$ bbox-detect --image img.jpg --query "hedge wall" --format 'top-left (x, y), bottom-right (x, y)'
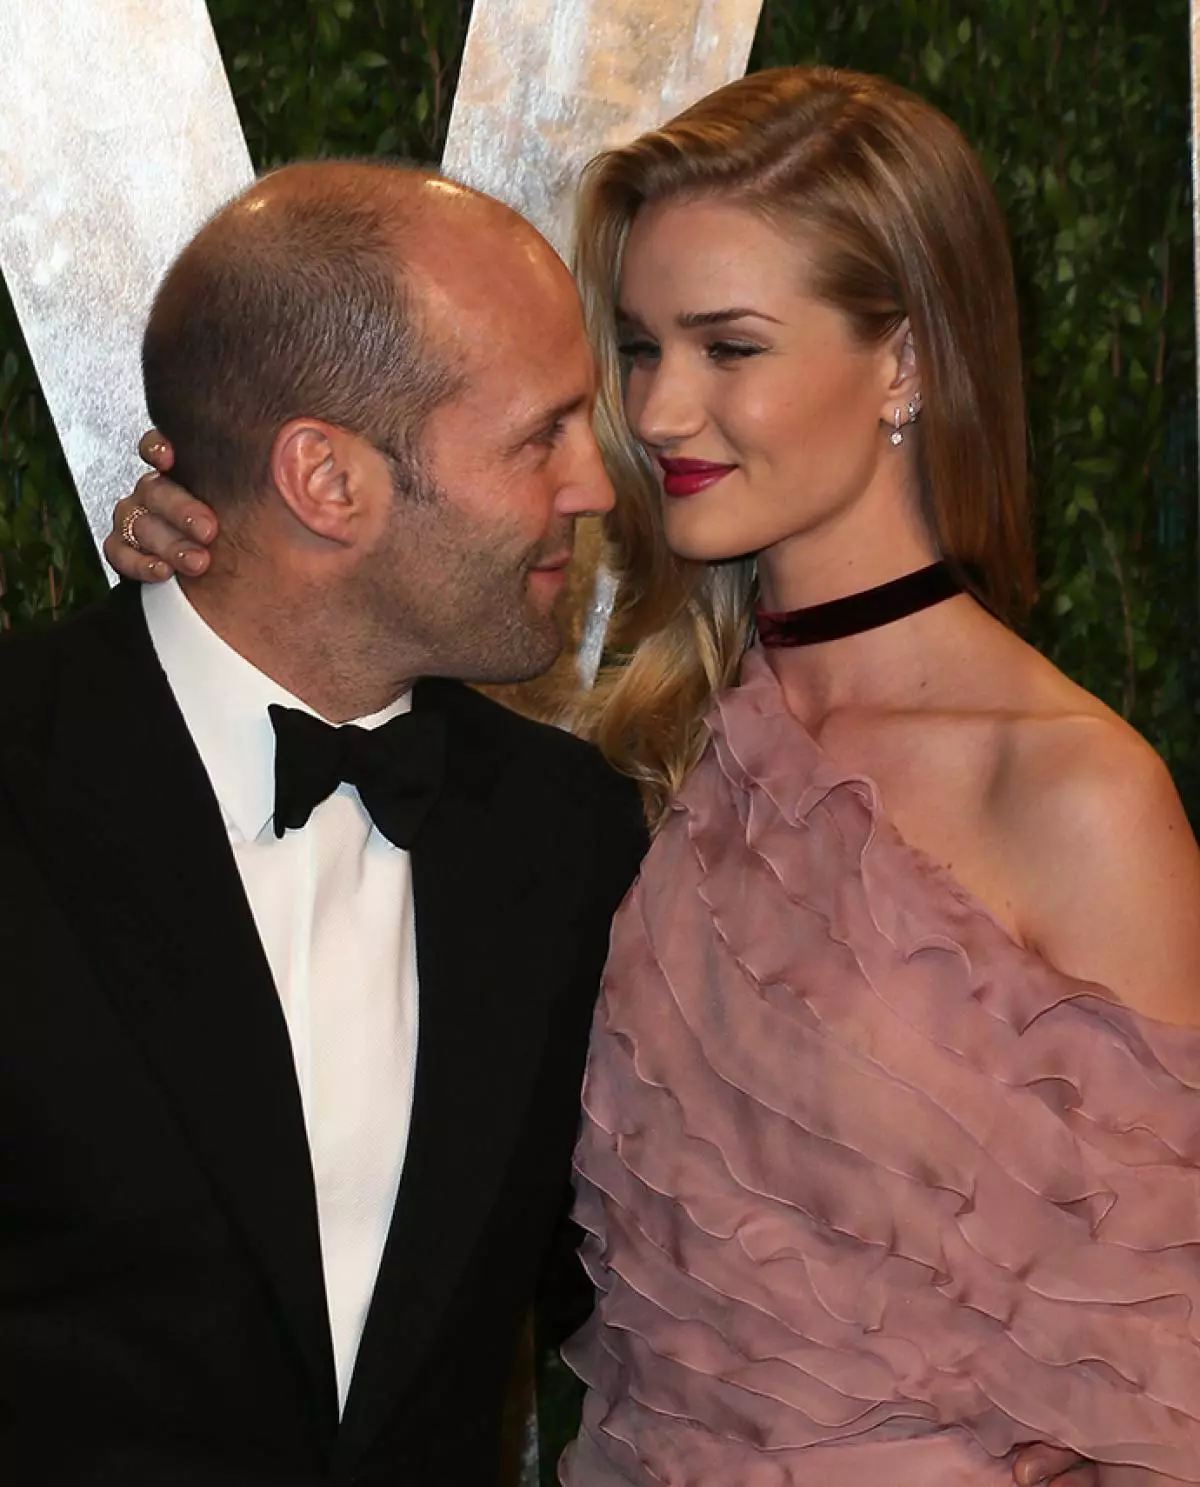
top-left (0, 0), bottom-right (1194, 1470)
top-left (760, 0), bottom-right (1200, 812)
top-left (2, 1), bottom-right (1193, 806)
top-left (3, 2), bottom-right (1193, 812)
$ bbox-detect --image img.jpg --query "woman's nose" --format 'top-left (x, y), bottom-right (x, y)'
top-left (625, 358), bottom-right (704, 449)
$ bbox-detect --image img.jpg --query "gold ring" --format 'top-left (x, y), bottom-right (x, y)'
top-left (120, 503), bottom-right (151, 553)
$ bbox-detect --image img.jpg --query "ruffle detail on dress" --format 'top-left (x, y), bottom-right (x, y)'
top-left (561, 649), bottom-right (1200, 1485)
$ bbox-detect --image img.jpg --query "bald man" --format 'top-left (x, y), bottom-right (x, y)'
top-left (0, 162), bottom-right (645, 1486)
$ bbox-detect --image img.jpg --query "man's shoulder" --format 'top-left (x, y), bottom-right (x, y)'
top-left (418, 677), bottom-right (649, 859)
top-left (419, 677), bottom-right (628, 790)
top-left (0, 584), bottom-right (140, 725)
top-left (0, 583), bottom-right (136, 665)
top-left (0, 603), bottom-right (72, 680)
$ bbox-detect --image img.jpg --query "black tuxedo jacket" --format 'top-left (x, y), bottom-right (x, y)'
top-left (0, 582), bottom-right (647, 1486)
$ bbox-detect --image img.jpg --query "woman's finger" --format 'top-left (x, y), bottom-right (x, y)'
top-left (137, 472), bottom-right (218, 544)
top-left (137, 427), bottom-right (175, 471)
top-left (101, 529), bottom-right (171, 582)
top-left (116, 504), bottom-right (211, 573)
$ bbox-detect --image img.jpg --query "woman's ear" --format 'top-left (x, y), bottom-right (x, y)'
top-left (895, 323), bottom-right (919, 390)
top-left (878, 320), bottom-right (922, 432)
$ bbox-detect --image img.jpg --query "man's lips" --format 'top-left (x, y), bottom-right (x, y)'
top-left (527, 552), bottom-right (573, 590)
top-left (657, 458), bottom-right (736, 498)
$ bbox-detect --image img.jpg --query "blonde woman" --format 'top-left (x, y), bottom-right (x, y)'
top-left (110, 68), bottom-right (1200, 1484)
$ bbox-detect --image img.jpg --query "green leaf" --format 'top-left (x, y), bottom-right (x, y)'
top-left (921, 42), bottom-right (944, 85)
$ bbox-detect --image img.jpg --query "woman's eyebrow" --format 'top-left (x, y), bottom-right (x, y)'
top-left (675, 307), bottom-right (783, 328)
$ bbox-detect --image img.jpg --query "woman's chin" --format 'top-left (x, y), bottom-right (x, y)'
top-left (663, 515), bottom-right (762, 566)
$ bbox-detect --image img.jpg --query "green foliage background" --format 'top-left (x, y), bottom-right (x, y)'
top-left (1, 0), bottom-right (1194, 810)
top-left (759, 0), bottom-right (1200, 812)
top-left (2, 1), bottom-right (1194, 818)
top-left (0, 0), bottom-right (1194, 1469)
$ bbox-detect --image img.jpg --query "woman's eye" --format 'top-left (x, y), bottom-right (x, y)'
top-left (707, 340), bottom-right (762, 363)
top-left (534, 419), bottom-right (567, 448)
top-left (617, 339), bottom-right (660, 365)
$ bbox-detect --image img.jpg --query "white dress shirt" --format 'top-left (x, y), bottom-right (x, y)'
top-left (143, 578), bottom-right (418, 1411)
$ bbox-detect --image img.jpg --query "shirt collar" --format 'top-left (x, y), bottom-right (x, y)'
top-left (142, 578), bottom-right (411, 842)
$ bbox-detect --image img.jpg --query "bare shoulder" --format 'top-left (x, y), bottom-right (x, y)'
top-left (992, 662), bottom-right (1200, 1023)
top-left (1004, 694), bottom-right (1179, 839)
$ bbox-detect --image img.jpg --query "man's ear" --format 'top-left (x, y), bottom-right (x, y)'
top-left (269, 419), bottom-right (383, 546)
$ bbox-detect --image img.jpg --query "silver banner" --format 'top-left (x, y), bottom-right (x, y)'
top-left (0, 0), bottom-right (253, 552)
top-left (444, 0), bottom-right (763, 258)
top-left (445, 0), bottom-right (765, 676)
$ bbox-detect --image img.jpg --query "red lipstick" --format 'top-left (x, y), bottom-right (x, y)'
top-left (657, 457), bottom-right (735, 498)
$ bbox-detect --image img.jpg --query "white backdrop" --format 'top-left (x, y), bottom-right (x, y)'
top-left (0, 0), bottom-right (764, 558)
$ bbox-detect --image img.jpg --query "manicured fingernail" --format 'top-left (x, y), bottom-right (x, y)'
top-left (149, 560), bottom-right (167, 578)
top-left (180, 550), bottom-right (206, 574)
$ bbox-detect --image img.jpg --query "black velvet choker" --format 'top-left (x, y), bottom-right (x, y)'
top-left (755, 561), bottom-right (963, 648)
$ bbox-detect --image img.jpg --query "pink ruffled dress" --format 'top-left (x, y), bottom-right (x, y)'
top-left (560, 650), bottom-right (1200, 1486)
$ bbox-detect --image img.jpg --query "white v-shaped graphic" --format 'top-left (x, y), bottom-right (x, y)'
top-left (0, 0), bottom-right (761, 566)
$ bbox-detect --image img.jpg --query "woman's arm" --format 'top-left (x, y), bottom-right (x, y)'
top-left (987, 713), bottom-right (1200, 1486)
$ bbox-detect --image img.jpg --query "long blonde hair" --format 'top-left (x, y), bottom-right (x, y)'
top-left (572, 65), bottom-right (1033, 825)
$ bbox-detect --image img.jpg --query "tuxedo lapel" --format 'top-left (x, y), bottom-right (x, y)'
top-left (0, 587), bottom-right (338, 1440)
top-left (336, 680), bottom-right (564, 1461)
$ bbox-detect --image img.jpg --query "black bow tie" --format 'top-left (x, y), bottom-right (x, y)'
top-left (269, 702), bottom-right (446, 851)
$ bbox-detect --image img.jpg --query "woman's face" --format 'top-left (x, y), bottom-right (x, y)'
top-left (617, 197), bottom-right (909, 571)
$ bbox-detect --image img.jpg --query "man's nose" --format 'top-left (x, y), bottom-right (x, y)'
top-left (556, 429), bottom-right (615, 518)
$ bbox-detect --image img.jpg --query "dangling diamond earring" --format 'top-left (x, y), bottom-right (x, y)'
top-left (907, 390), bottom-right (923, 422)
top-left (890, 407), bottom-right (904, 446)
